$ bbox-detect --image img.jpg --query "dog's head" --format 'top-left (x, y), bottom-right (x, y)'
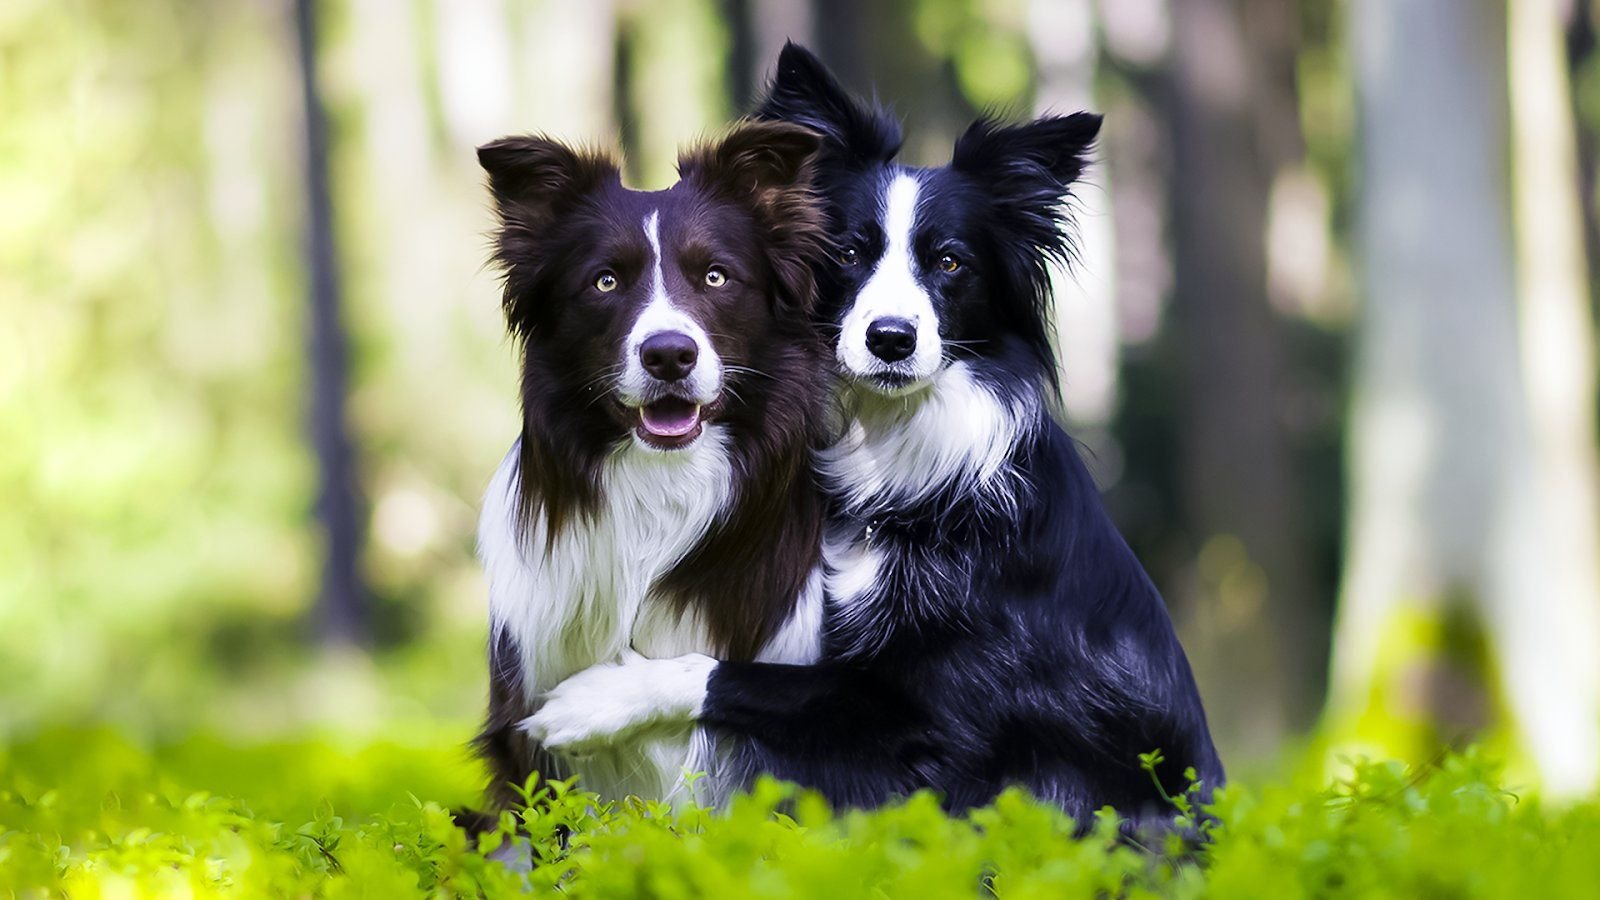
top-left (758, 42), bottom-right (1101, 396)
top-left (480, 120), bottom-right (827, 454)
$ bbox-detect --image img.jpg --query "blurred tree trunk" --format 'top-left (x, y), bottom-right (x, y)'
top-left (1505, 0), bottom-right (1600, 794)
top-left (294, 0), bottom-right (369, 646)
top-left (1569, 1), bottom-right (1599, 292)
top-left (617, 0), bottom-right (730, 187)
top-left (810, 0), bottom-right (973, 165)
top-left (1028, 0), bottom-right (1119, 437)
top-left (1167, 0), bottom-right (1320, 759)
top-left (1329, 0), bottom-right (1600, 796)
top-left (514, 0), bottom-right (618, 143)
top-left (723, 0), bottom-right (814, 110)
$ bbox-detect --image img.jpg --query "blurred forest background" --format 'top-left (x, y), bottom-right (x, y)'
top-left (6, 0), bottom-right (1600, 795)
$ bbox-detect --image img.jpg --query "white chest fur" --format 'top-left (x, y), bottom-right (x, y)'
top-left (819, 364), bottom-right (1034, 656)
top-left (478, 429), bottom-right (821, 800)
top-left (820, 362), bottom-right (1032, 515)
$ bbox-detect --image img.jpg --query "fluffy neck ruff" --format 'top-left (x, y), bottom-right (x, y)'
top-left (821, 361), bottom-right (1040, 518)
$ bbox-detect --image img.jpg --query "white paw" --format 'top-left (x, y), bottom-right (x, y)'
top-left (519, 653), bottom-right (717, 754)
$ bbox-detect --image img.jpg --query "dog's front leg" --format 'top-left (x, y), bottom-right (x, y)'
top-left (520, 652), bottom-right (716, 755)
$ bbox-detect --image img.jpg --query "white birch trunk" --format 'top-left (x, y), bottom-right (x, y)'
top-left (1331, 0), bottom-right (1600, 796)
top-left (1502, 0), bottom-right (1600, 796)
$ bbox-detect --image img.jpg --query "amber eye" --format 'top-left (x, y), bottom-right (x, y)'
top-left (939, 254), bottom-right (960, 273)
top-left (594, 271), bottom-right (618, 293)
top-left (705, 267), bottom-right (728, 288)
top-left (838, 246), bottom-right (859, 266)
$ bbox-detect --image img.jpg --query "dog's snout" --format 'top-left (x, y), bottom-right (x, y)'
top-left (865, 317), bottom-right (917, 363)
top-left (640, 331), bottom-right (699, 382)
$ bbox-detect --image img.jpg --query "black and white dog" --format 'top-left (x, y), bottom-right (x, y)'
top-left (528, 44), bottom-right (1224, 827)
top-left (471, 119), bottom-right (835, 812)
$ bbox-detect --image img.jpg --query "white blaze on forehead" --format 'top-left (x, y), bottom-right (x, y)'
top-left (644, 209), bottom-right (668, 303)
top-left (837, 172), bottom-right (944, 386)
top-left (882, 173), bottom-right (920, 261)
top-left (622, 210), bottom-right (722, 409)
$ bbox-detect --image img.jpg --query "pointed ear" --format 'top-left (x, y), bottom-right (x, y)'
top-left (679, 120), bottom-right (830, 313)
top-left (755, 41), bottom-right (901, 168)
top-left (477, 135), bottom-right (619, 225)
top-left (952, 113), bottom-right (1102, 193)
top-left (951, 112), bottom-right (1103, 259)
top-left (477, 135), bottom-right (619, 332)
top-left (678, 119), bottom-right (822, 200)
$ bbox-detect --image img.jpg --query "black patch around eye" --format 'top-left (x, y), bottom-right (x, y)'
top-left (845, 229), bottom-right (886, 269)
top-left (860, 220), bottom-right (884, 248)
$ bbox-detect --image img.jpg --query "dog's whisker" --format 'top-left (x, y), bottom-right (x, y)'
top-left (723, 364), bottom-right (777, 381)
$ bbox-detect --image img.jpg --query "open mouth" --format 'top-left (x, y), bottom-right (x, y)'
top-left (635, 396), bottom-right (704, 449)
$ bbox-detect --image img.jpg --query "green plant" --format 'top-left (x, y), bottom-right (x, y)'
top-left (4, 730), bottom-right (1600, 898)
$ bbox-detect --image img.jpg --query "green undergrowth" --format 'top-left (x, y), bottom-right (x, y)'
top-left (3, 729), bottom-right (1599, 898)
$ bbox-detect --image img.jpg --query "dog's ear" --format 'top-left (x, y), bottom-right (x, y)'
top-left (679, 120), bottom-right (830, 313)
top-left (952, 113), bottom-right (1102, 382)
top-left (679, 119), bottom-right (821, 201)
top-left (756, 41), bottom-right (901, 169)
top-left (477, 136), bottom-right (620, 334)
top-left (951, 112), bottom-right (1102, 261)
top-left (478, 135), bottom-right (619, 230)
top-left (953, 113), bottom-right (1102, 189)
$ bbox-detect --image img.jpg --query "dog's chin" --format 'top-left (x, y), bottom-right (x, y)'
top-left (631, 395), bottom-right (710, 451)
top-left (845, 366), bottom-right (936, 399)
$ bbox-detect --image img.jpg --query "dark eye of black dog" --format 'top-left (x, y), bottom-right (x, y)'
top-left (832, 221), bottom-right (884, 278)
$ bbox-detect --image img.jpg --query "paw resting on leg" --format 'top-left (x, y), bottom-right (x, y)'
top-left (519, 653), bottom-right (717, 755)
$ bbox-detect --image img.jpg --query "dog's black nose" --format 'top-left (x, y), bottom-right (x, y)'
top-left (640, 331), bottom-right (699, 381)
top-left (865, 317), bottom-right (917, 363)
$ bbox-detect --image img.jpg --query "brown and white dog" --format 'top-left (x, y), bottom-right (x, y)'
top-left (471, 121), bottom-right (833, 812)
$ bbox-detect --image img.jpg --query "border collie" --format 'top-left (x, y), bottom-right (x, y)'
top-left (527, 44), bottom-right (1224, 829)
top-left (470, 119), bottom-right (834, 812)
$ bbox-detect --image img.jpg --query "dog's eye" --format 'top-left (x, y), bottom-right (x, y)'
top-left (838, 246), bottom-right (859, 266)
top-left (594, 271), bottom-right (618, 293)
top-left (705, 267), bottom-right (728, 288)
top-left (939, 254), bottom-right (960, 273)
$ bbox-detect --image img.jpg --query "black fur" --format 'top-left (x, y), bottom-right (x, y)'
top-left (688, 43), bottom-right (1225, 828)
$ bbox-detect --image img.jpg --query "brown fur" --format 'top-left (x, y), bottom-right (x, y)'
top-left (468, 120), bottom-right (834, 817)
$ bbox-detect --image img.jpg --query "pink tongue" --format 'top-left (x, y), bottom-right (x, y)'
top-left (640, 398), bottom-right (701, 437)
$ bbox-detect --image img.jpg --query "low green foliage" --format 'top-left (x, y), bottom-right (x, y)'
top-left (3, 730), bottom-right (1599, 898)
